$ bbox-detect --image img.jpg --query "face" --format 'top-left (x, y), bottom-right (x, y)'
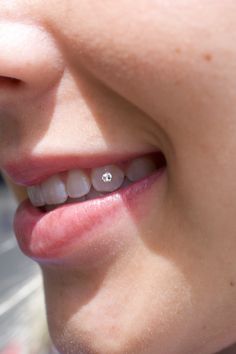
top-left (1, 1), bottom-right (236, 353)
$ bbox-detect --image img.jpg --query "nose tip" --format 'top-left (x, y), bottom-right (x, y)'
top-left (0, 21), bottom-right (64, 98)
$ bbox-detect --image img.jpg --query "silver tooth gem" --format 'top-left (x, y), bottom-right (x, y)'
top-left (102, 172), bottom-right (113, 183)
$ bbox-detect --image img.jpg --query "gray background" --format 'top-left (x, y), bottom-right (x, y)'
top-left (0, 177), bottom-right (53, 353)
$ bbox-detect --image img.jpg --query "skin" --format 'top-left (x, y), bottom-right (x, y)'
top-left (1, 1), bottom-right (236, 353)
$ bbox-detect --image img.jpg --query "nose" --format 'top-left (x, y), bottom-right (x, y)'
top-left (0, 21), bottom-right (64, 99)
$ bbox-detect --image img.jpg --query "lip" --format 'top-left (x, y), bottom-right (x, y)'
top-left (13, 168), bottom-right (166, 267)
top-left (2, 150), bottom-right (161, 186)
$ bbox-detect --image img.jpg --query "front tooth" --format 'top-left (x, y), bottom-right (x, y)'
top-left (66, 169), bottom-right (91, 198)
top-left (91, 165), bottom-right (124, 192)
top-left (126, 157), bottom-right (156, 182)
top-left (27, 185), bottom-right (45, 207)
top-left (41, 175), bottom-right (68, 205)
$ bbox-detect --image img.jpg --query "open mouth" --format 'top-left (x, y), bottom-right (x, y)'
top-left (13, 151), bottom-right (167, 265)
top-left (27, 152), bottom-right (166, 212)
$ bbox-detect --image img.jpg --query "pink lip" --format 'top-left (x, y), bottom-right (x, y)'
top-left (13, 168), bottom-right (166, 266)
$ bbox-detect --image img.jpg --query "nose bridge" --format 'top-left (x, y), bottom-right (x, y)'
top-left (0, 21), bottom-right (64, 93)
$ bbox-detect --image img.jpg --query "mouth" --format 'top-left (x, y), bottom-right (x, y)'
top-left (13, 151), bottom-right (167, 266)
top-left (27, 152), bottom-right (166, 212)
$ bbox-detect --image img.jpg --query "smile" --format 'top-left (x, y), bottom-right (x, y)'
top-left (27, 153), bottom-right (166, 211)
top-left (12, 151), bottom-right (167, 266)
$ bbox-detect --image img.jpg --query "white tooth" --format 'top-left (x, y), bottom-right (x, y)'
top-left (41, 175), bottom-right (68, 205)
top-left (85, 187), bottom-right (105, 201)
top-left (27, 185), bottom-right (45, 207)
top-left (66, 169), bottom-right (91, 198)
top-left (126, 157), bottom-right (156, 182)
top-left (91, 165), bottom-right (124, 192)
top-left (44, 194), bottom-right (86, 212)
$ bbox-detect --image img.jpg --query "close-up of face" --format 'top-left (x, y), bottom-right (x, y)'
top-left (1, 1), bottom-right (236, 353)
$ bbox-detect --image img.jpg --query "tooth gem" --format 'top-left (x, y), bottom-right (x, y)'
top-left (102, 172), bottom-right (113, 183)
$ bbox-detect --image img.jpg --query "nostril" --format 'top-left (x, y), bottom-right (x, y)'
top-left (0, 76), bottom-right (23, 88)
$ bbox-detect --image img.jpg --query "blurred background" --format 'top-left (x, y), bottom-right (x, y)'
top-left (0, 174), bottom-right (56, 354)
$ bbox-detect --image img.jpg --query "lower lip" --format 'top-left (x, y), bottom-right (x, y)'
top-left (14, 169), bottom-right (166, 266)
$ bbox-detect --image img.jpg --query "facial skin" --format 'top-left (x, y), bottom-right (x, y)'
top-left (1, 1), bottom-right (236, 353)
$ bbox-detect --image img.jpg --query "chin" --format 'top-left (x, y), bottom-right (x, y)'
top-left (41, 261), bottom-right (206, 354)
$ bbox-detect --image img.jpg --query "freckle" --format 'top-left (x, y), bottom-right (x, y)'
top-left (203, 53), bottom-right (213, 62)
top-left (230, 281), bottom-right (235, 287)
top-left (175, 48), bottom-right (181, 54)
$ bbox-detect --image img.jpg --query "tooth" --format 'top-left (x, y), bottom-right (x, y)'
top-left (126, 157), bottom-right (156, 182)
top-left (44, 196), bottom-right (86, 211)
top-left (27, 185), bottom-right (45, 207)
top-left (91, 165), bottom-right (124, 192)
top-left (66, 169), bottom-right (91, 198)
top-left (41, 175), bottom-right (68, 205)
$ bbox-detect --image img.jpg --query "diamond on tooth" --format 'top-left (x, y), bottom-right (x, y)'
top-left (66, 169), bottom-right (91, 198)
top-left (41, 175), bottom-right (68, 205)
top-left (126, 157), bottom-right (157, 182)
top-left (91, 165), bottom-right (124, 192)
top-left (102, 172), bottom-right (113, 183)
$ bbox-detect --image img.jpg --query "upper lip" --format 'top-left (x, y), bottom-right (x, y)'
top-left (2, 149), bottom-right (160, 186)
